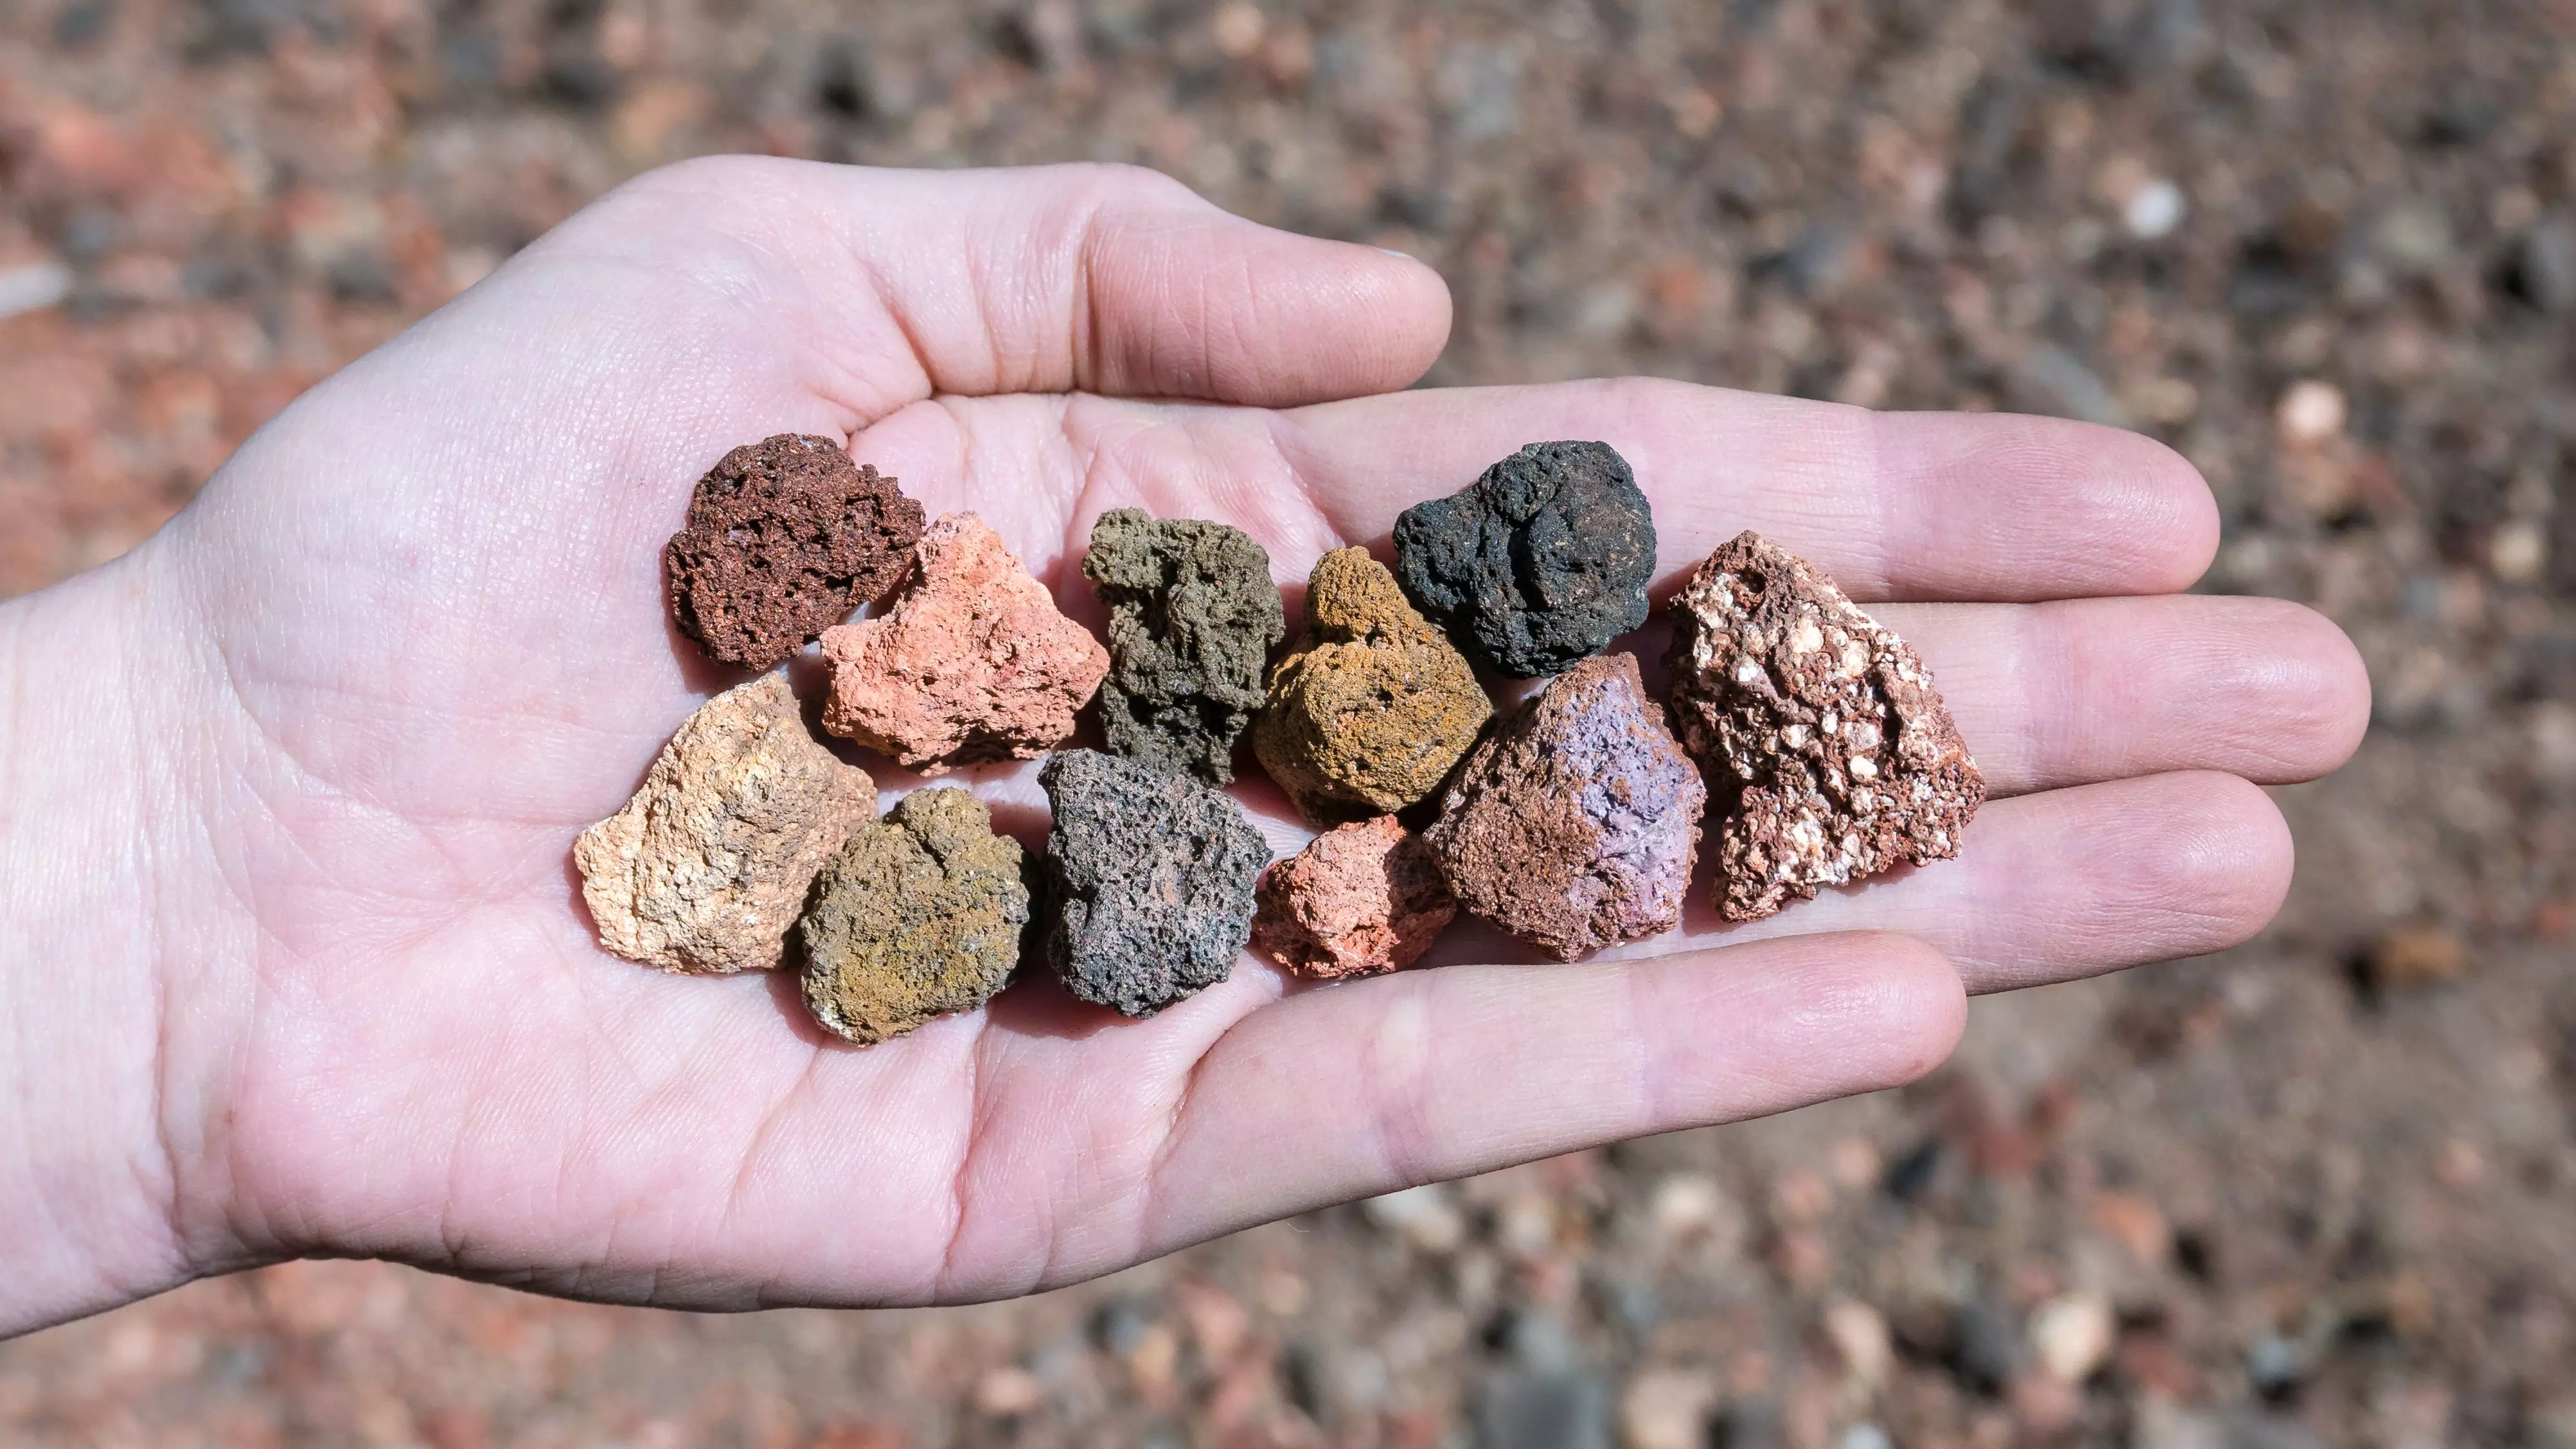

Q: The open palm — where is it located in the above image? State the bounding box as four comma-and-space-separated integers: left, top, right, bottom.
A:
111, 159, 2365, 1312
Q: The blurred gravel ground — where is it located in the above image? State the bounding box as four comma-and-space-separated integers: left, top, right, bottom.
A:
4, 1, 2575, 1445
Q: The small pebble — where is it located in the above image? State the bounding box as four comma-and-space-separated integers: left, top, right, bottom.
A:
799, 788, 1029, 1045
664, 434, 924, 671
1665, 532, 1982, 921
575, 673, 876, 974
1081, 508, 1285, 784
1425, 652, 1703, 959
1252, 815, 1455, 979
821, 513, 1109, 772
1038, 749, 1267, 1017
1392, 440, 1658, 678
1252, 547, 1491, 822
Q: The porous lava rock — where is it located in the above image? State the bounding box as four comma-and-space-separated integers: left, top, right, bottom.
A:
799, 787, 1030, 1045
1665, 531, 1982, 922
1423, 653, 1704, 960
820, 513, 1111, 772
1392, 440, 1658, 678
1252, 815, 1456, 979
1251, 547, 1493, 823
664, 434, 925, 671
1038, 749, 1268, 1017
1082, 508, 1286, 784
574, 673, 876, 974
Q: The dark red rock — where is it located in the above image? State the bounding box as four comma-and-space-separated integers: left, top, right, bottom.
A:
664, 434, 925, 671
1423, 653, 1705, 961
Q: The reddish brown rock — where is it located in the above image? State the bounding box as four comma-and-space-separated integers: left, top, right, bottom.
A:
574, 673, 876, 974
1424, 653, 1704, 960
1252, 816, 1456, 979
819, 513, 1110, 773
1665, 531, 1982, 922
664, 434, 924, 671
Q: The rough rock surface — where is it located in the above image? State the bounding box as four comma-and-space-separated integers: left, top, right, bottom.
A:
1665, 531, 1983, 922
820, 513, 1111, 772
1038, 749, 1268, 1017
1252, 815, 1456, 979
1251, 547, 1493, 823
1082, 508, 1286, 784
664, 434, 925, 671
799, 788, 1029, 1046
1392, 440, 1658, 678
1424, 653, 1705, 960
574, 673, 877, 974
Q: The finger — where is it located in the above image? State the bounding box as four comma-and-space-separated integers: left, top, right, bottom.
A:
1137, 932, 1963, 1263
1268, 380, 2221, 600
1666, 771, 2293, 995
1869, 594, 2371, 796
564, 157, 1454, 412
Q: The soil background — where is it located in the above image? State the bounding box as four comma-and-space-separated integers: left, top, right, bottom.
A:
4, 1, 2575, 1445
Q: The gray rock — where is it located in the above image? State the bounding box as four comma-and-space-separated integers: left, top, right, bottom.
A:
1037, 750, 1268, 1016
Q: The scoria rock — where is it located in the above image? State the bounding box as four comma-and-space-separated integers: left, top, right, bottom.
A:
574, 672, 876, 974
1252, 815, 1456, 979
1038, 749, 1268, 1017
1392, 440, 1658, 678
820, 513, 1110, 772
1424, 653, 1704, 960
1082, 509, 1286, 784
1664, 531, 1982, 921
664, 434, 925, 671
1251, 547, 1493, 824
799, 787, 1029, 1045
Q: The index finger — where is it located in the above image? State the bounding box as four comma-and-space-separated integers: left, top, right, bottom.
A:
1270, 379, 2220, 601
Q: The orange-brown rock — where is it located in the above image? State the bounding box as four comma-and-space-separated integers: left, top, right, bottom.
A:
1251, 547, 1491, 824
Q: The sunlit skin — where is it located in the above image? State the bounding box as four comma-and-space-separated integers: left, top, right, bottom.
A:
0, 159, 2372, 1337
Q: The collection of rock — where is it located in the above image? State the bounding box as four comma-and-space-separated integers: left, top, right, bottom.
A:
575, 433, 1980, 1046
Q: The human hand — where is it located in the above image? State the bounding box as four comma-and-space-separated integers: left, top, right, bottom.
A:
0, 159, 2368, 1334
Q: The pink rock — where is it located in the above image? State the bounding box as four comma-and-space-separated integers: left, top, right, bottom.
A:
1252, 815, 1457, 979
821, 513, 1110, 772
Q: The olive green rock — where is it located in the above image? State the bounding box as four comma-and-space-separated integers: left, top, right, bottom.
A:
799, 788, 1029, 1046
1081, 508, 1286, 784
1252, 547, 1494, 824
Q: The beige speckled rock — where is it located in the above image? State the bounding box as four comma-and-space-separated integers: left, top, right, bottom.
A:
575, 673, 876, 974
821, 513, 1111, 773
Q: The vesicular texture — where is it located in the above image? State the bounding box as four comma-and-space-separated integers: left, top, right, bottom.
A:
1664, 531, 1982, 921
574, 673, 877, 974
1038, 749, 1268, 1017
799, 787, 1029, 1046
1082, 508, 1286, 784
1250, 547, 1492, 824
1424, 653, 1704, 960
1392, 440, 1657, 678
664, 434, 923, 671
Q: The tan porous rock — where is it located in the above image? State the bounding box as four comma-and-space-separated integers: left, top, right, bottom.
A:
1252, 815, 1456, 979
1665, 531, 1982, 922
575, 673, 876, 973
1251, 547, 1492, 824
819, 513, 1110, 772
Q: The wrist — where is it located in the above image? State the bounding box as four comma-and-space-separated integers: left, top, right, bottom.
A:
0, 540, 258, 1335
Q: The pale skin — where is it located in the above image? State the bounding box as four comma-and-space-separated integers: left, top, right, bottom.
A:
0, 159, 2371, 1339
